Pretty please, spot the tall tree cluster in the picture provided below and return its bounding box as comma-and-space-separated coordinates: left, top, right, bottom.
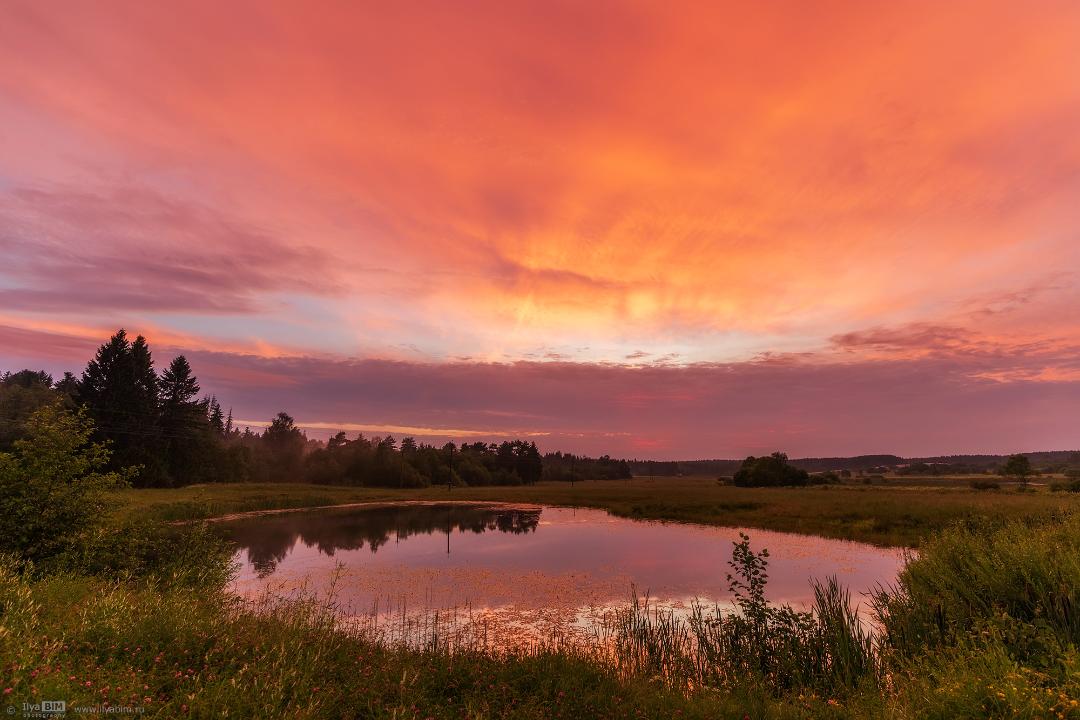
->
1, 329, 634, 488
542, 451, 631, 482
74, 330, 237, 486
303, 436, 543, 487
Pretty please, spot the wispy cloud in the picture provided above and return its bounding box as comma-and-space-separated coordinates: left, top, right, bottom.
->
1, 1, 1079, 454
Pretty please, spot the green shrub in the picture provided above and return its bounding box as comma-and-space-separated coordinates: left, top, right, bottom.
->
885, 632, 1080, 719
66, 520, 235, 588
874, 514, 1080, 656
0, 404, 132, 567
969, 479, 1000, 491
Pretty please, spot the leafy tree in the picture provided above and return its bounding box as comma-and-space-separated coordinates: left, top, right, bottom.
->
733, 452, 810, 487
1, 370, 69, 449
1, 369, 53, 388
0, 404, 131, 565
1002, 454, 1033, 488
262, 412, 306, 482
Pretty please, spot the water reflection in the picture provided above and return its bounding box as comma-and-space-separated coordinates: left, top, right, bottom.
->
221, 504, 904, 641
224, 503, 541, 577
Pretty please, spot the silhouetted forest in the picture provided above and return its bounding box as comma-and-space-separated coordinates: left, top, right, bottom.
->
225, 504, 542, 577
0, 330, 629, 488
4, 329, 1076, 488
629, 452, 1080, 477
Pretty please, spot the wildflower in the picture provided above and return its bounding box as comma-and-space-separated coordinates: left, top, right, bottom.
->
3, 689, 11, 695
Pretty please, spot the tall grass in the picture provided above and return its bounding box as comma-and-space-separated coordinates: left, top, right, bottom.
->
0, 552, 797, 718
870, 513, 1080, 718
607, 533, 876, 695
6, 513, 1080, 718
873, 513, 1080, 653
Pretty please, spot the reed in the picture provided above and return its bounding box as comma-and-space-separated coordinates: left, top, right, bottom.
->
605, 534, 877, 695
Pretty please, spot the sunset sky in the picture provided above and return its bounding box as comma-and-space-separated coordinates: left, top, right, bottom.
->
2, 1, 1079, 458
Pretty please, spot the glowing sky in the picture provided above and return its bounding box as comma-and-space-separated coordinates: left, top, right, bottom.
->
2, 1, 1079, 457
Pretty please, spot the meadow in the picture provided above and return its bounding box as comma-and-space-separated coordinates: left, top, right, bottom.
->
119, 474, 1080, 547
7, 434, 1080, 719
6, 486, 1080, 718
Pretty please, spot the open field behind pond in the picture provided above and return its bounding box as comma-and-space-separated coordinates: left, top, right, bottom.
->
116, 475, 1080, 547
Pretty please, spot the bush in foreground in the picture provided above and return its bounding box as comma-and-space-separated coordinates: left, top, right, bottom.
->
0, 404, 130, 567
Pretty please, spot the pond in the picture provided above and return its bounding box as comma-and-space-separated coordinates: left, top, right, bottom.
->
221, 502, 905, 643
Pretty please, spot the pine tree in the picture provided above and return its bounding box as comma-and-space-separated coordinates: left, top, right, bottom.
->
160, 356, 200, 410
159, 355, 209, 485
130, 335, 159, 413
79, 329, 166, 485
79, 329, 133, 413
54, 372, 80, 401
208, 396, 225, 436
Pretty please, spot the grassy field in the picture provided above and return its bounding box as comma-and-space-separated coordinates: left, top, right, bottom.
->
8, 496, 1080, 718
116, 475, 1080, 546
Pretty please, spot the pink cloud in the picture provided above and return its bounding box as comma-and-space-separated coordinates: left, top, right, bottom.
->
6, 323, 1077, 458
0, 185, 342, 314
1, 1, 1079, 457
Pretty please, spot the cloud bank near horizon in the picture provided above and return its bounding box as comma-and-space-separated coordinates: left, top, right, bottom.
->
3, 322, 1077, 459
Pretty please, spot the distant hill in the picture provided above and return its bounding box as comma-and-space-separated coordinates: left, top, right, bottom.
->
628, 451, 1080, 476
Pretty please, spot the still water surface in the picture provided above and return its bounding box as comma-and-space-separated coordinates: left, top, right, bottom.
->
223, 503, 904, 638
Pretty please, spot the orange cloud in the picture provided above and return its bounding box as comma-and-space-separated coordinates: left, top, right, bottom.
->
2, 1, 1079, 454
2, 1, 1078, 361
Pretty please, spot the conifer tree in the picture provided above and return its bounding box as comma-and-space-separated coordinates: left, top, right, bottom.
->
159, 355, 208, 484
159, 355, 200, 410
208, 396, 225, 436
79, 329, 166, 485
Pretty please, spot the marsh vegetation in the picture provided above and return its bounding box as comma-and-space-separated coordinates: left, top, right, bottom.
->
4, 370, 1080, 717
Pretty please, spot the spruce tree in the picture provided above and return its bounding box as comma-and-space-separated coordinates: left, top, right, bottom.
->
79, 329, 165, 485
130, 334, 159, 414
159, 355, 200, 410
159, 355, 208, 485
54, 372, 80, 401
208, 396, 225, 436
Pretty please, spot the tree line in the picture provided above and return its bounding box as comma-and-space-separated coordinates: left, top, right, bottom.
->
1, 329, 631, 488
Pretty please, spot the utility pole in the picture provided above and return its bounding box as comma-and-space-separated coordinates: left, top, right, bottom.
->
448, 443, 454, 492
